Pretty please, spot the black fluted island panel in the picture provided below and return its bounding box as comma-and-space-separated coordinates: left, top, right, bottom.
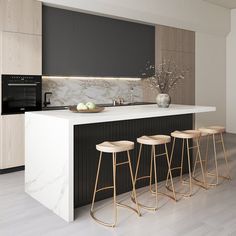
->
74, 114, 193, 208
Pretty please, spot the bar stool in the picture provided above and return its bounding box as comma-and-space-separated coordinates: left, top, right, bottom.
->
166, 130, 206, 198
131, 135, 176, 211
196, 126, 231, 186
90, 140, 140, 227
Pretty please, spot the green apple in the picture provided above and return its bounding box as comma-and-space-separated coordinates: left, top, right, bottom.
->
77, 103, 88, 110
86, 102, 96, 110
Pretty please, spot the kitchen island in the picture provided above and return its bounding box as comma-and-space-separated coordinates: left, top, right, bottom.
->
25, 104, 215, 222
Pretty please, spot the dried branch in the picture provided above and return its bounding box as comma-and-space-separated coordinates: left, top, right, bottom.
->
144, 59, 186, 93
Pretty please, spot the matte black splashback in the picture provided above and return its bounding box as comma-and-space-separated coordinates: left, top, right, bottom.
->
42, 6, 155, 77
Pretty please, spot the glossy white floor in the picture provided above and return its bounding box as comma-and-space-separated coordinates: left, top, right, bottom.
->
0, 133, 236, 236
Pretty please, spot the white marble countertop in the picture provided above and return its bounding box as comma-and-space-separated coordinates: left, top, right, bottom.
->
25, 103, 216, 222
27, 104, 216, 125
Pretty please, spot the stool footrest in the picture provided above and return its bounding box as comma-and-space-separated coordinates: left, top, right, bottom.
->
131, 193, 158, 211
90, 210, 116, 228
207, 172, 231, 180
150, 189, 177, 201
170, 167, 182, 171
136, 175, 151, 181
96, 186, 113, 193
184, 177, 208, 189
116, 202, 140, 215
166, 184, 192, 198
195, 160, 206, 163
215, 140, 223, 144
116, 161, 129, 166
155, 152, 167, 158
90, 201, 140, 228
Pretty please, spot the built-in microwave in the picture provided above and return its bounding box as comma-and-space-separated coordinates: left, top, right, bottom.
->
1, 74, 42, 115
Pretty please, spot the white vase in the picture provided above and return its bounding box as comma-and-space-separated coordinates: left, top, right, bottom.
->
156, 93, 171, 108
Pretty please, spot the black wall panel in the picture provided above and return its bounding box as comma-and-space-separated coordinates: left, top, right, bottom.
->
42, 6, 155, 77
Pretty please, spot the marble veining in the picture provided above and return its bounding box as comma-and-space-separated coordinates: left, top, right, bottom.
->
42, 77, 144, 106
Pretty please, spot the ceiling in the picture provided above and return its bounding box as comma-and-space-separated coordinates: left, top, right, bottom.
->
204, 0, 236, 9
41, 0, 236, 10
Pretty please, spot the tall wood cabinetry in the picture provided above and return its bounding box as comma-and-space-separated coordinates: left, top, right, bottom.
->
0, 0, 42, 171
143, 25, 195, 105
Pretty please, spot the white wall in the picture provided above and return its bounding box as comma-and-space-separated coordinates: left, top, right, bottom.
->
195, 32, 226, 128
41, 0, 231, 127
226, 9, 236, 133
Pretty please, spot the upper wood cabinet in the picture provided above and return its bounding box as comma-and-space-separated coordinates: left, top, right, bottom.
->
0, 32, 2, 75
144, 24, 195, 105
0, 0, 42, 35
0, 0, 3, 31
2, 31, 42, 75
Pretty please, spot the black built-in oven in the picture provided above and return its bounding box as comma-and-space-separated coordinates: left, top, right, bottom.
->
1, 74, 42, 115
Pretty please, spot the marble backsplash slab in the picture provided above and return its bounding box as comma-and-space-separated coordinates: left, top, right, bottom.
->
42, 77, 144, 106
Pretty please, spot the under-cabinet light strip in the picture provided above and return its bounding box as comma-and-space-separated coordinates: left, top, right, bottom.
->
42, 76, 141, 81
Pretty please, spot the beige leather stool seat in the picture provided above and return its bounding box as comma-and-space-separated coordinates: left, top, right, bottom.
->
171, 130, 201, 139
96, 140, 134, 153
137, 135, 171, 146
209, 126, 226, 133
199, 127, 222, 135
91, 140, 140, 227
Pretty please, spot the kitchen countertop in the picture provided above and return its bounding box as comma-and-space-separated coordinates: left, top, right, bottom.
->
28, 104, 216, 125
25, 103, 216, 223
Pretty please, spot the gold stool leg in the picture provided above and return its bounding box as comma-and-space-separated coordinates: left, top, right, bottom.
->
207, 133, 231, 186
90, 152, 117, 227
149, 145, 154, 193
213, 134, 219, 185
131, 143, 158, 211
180, 139, 185, 183
220, 133, 231, 180
193, 137, 200, 177
91, 152, 103, 214
205, 135, 210, 172
164, 143, 177, 201
127, 151, 141, 216
153, 145, 158, 210
166, 137, 176, 187
186, 139, 192, 197
150, 144, 177, 202
207, 134, 219, 187
194, 138, 207, 189
112, 153, 117, 227
134, 144, 143, 185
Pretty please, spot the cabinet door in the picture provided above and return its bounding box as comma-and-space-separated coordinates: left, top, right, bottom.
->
0, 114, 25, 169
2, 31, 42, 75
1, 0, 42, 35
0, 0, 3, 31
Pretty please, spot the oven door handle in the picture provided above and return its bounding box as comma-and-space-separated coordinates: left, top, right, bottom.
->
7, 83, 37, 86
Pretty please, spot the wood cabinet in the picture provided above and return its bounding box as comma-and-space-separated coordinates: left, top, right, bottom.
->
0, 114, 25, 169
0, 0, 42, 35
0, 0, 42, 75
2, 31, 42, 75
0, 0, 42, 171
143, 25, 195, 106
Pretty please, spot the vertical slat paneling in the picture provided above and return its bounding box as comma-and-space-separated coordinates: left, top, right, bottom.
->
74, 114, 193, 208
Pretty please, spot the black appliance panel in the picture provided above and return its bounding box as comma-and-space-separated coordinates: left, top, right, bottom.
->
1, 75, 42, 115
